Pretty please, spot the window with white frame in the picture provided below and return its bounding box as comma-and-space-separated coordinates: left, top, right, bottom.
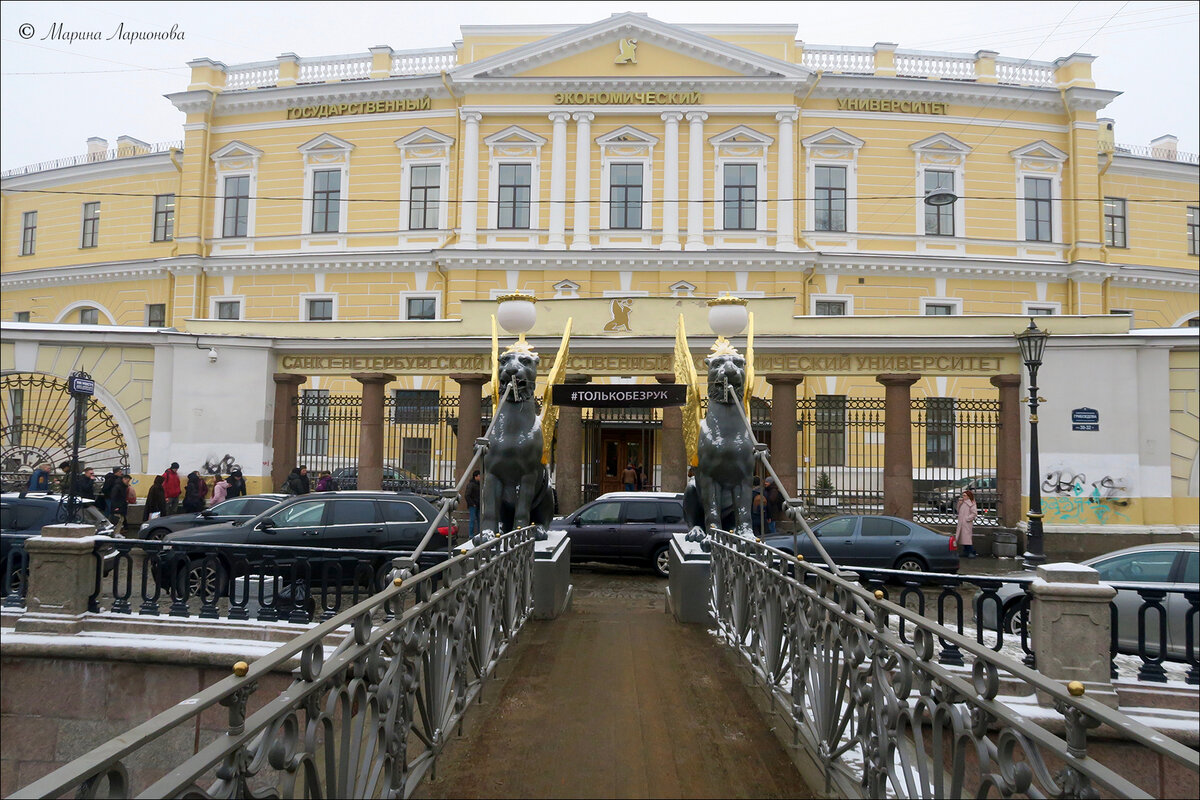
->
609, 164, 644, 229
305, 297, 335, 321
709, 126, 772, 234
498, 164, 532, 229
223, 176, 250, 238
814, 166, 847, 232
211, 141, 262, 241
79, 307, 99, 325
81, 202, 100, 248
802, 128, 863, 234
21, 211, 36, 255
409, 165, 440, 230
396, 128, 454, 234
924, 171, 955, 236
1011, 141, 1066, 244
298, 134, 353, 236
1104, 197, 1127, 248
215, 299, 242, 320
401, 293, 438, 321
911, 133, 971, 240
310, 171, 341, 234
596, 126, 657, 234
925, 304, 954, 316
920, 297, 962, 316
1189, 207, 1199, 255
814, 299, 847, 316
1024, 303, 1058, 316
14, 311, 30, 322
145, 304, 166, 327
153, 194, 175, 242
723, 164, 757, 230
485, 126, 545, 232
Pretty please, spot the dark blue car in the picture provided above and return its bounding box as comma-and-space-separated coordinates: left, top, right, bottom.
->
763, 514, 959, 573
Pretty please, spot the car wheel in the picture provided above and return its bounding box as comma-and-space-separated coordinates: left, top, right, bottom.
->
146, 527, 170, 541
652, 545, 670, 578
1002, 603, 1029, 637
185, 559, 227, 599
894, 555, 927, 573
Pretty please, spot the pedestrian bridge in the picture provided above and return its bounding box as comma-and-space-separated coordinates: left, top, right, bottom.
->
5, 528, 1198, 799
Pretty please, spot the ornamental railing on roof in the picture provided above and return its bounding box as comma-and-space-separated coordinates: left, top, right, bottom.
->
801, 45, 1058, 87
297, 52, 373, 84
1, 141, 183, 180
800, 45, 875, 74
1115, 143, 1200, 165
392, 48, 458, 75
222, 47, 457, 92
894, 49, 976, 81
994, 56, 1056, 86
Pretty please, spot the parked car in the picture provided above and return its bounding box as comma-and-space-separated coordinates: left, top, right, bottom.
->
981, 543, 1199, 659
330, 466, 441, 499
159, 490, 457, 596
1, 492, 116, 588
548, 492, 688, 578
137, 493, 289, 540
762, 515, 960, 574
930, 476, 998, 511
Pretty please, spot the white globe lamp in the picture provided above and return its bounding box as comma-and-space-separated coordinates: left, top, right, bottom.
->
496, 293, 538, 338
707, 297, 749, 339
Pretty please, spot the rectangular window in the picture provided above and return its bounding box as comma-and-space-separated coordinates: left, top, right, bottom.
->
609, 163, 644, 229
401, 437, 433, 477
393, 389, 439, 424
815, 395, 846, 467
307, 298, 333, 321
8, 389, 23, 447
814, 166, 847, 232
815, 300, 846, 316
409, 164, 440, 230
723, 163, 757, 230
1188, 207, 1198, 256
406, 297, 436, 320
21, 211, 36, 255
223, 175, 250, 238
145, 304, 166, 327
497, 163, 531, 229
1023, 176, 1052, 242
1027, 306, 1055, 316
924, 170, 954, 236
14, 311, 30, 322
925, 398, 955, 469
153, 194, 175, 242
300, 389, 329, 457
81, 202, 100, 248
1104, 197, 1126, 248
311, 170, 341, 233
216, 301, 241, 320
79, 308, 99, 325
924, 304, 954, 316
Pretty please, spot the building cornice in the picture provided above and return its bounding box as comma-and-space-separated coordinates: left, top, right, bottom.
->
168, 78, 447, 118
0, 151, 176, 191
1108, 154, 1200, 183
812, 75, 1118, 114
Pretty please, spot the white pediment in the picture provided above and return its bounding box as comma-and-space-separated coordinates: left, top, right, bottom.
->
394, 128, 455, 148
910, 133, 972, 154
800, 128, 865, 151
709, 125, 775, 147
596, 126, 659, 147
1010, 140, 1069, 162
297, 133, 355, 154
453, 13, 813, 82
210, 141, 264, 163
483, 126, 548, 148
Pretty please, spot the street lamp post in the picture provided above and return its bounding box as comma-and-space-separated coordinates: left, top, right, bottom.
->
1015, 319, 1049, 570
65, 370, 95, 524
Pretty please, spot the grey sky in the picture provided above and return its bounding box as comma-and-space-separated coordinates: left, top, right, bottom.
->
1, 1, 1197, 170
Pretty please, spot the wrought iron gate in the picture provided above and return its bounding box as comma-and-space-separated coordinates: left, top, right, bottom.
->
911, 397, 1000, 527
1, 372, 129, 491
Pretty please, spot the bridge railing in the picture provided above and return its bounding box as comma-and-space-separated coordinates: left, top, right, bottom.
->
10, 527, 536, 800
707, 529, 1200, 799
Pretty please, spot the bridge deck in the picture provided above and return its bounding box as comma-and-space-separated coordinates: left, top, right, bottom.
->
418, 570, 813, 799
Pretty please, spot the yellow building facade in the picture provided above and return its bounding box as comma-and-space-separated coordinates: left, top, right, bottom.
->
2, 15, 1197, 543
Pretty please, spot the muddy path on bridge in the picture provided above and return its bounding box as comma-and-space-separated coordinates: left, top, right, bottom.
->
416, 566, 813, 799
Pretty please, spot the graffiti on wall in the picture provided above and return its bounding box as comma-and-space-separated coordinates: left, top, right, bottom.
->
201, 454, 242, 476
1041, 470, 1131, 525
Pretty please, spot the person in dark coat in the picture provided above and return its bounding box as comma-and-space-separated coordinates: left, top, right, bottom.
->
463, 469, 481, 538
181, 471, 207, 513
144, 475, 167, 520
314, 470, 334, 492
226, 469, 247, 499
108, 473, 132, 534
97, 466, 124, 513
72, 467, 96, 501
283, 466, 310, 495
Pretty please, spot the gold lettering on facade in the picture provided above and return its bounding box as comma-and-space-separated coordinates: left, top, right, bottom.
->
837, 97, 948, 115
286, 96, 431, 120
553, 90, 702, 105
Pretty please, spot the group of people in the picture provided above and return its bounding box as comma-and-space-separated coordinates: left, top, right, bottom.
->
278, 465, 334, 495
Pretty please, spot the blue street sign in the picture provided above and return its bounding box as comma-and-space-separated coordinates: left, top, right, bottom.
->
68, 376, 95, 396
1071, 407, 1098, 431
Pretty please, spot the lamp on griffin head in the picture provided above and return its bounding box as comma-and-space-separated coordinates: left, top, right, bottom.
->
495, 293, 538, 340
706, 296, 749, 339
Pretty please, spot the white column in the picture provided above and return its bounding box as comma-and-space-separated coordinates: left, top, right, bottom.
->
548, 112, 570, 248
459, 111, 481, 247
660, 111, 683, 250
571, 111, 594, 250
776, 110, 799, 252
685, 111, 708, 251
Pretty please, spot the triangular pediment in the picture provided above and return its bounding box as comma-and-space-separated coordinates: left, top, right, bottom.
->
210, 141, 263, 162
800, 128, 865, 150
298, 133, 355, 154
709, 125, 774, 146
596, 126, 659, 147
453, 13, 813, 82
394, 128, 455, 148
483, 126, 547, 148
1010, 140, 1068, 162
910, 133, 972, 154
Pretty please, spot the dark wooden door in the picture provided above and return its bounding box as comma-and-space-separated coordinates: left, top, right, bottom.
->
599, 432, 646, 496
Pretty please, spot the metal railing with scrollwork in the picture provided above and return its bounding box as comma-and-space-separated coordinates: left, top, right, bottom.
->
11, 527, 536, 799
707, 530, 1200, 798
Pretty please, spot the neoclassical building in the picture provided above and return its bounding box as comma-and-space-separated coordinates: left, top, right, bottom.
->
2, 14, 1197, 540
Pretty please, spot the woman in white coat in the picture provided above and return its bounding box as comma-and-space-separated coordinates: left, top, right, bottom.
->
956, 488, 978, 558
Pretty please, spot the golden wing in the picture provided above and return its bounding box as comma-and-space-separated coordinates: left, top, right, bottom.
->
674, 314, 701, 468
541, 317, 573, 465
491, 314, 500, 414
744, 311, 755, 418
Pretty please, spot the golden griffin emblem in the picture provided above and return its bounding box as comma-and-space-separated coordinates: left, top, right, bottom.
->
603, 298, 634, 332
615, 38, 638, 65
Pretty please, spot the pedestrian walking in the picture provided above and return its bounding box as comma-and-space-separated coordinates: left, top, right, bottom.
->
27, 462, 52, 492
109, 473, 133, 535
315, 470, 334, 492
763, 476, 784, 523
957, 488, 978, 558
144, 475, 167, 520
211, 475, 231, 505
622, 461, 637, 492
464, 469, 481, 538
282, 465, 310, 495
182, 470, 207, 513
226, 469, 247, 499
97, 466, 124, 514
162, 462, 182, 515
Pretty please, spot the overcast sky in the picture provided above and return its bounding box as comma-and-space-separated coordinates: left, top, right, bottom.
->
1, 1, 1197, 170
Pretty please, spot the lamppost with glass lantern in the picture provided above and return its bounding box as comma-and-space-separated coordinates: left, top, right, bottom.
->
1015, 318, 1049, 569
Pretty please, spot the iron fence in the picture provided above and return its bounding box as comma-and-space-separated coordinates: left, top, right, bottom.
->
707, 530, 1200, 799
796, 397, 886, 514
12, 528, 536, 799
911, 397, 1000, 527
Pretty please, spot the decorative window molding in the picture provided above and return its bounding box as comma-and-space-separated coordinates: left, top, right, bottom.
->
298, 133, 354, 237
710, 126, 773, 233
396, 128, 454, 233
1023, 301, 1061, 316
596, 126, 657, 232
553, 279, 580, 299
300, 292, 337, 321
809, 293, 854, 316
802, 128, 863, 236
919, 296, 964, 315
54, 300, 116, 325
1010, 140, 1067, 244
669, 280, 696, 297
210, 295, 245, 321
211, 141, 263, 241
399, 291, 440, 321
484, 126, 546, 231
911, 133, 971, 240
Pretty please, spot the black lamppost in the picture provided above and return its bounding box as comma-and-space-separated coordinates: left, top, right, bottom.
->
1015, 319, 1049, 570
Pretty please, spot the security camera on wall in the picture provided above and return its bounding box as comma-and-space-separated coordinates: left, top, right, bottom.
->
207, 348, 218, 364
